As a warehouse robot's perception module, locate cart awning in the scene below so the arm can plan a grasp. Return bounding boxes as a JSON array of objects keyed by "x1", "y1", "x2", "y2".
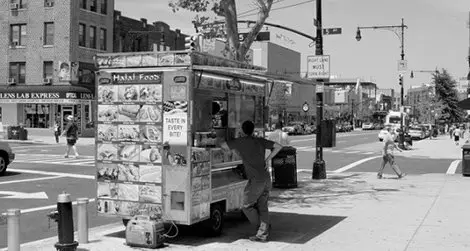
[
  {"x1": 458, "y1": 98, "x2": 470, "y2": 110},
  {"x1": 192, "y1": 65, "x2": 315, "y2": 86}
]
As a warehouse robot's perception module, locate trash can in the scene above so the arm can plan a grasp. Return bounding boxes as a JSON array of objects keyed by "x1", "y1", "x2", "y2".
[
  {"x1": 271, "y1": 146, "x2": 297, "y2": 188},
  {"x1": 462, "y1": 143, "x2": 470, "y2": 176},
  {"x1": 7, "y1": 126, "x2": 20, "y2": 140},
  {"x1": 19, "y1": 128, "x2": 28, "y2": 140}
]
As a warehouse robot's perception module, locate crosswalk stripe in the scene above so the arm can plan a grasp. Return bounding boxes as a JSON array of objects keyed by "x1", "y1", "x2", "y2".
[
  {"x1": 345, "y1": 151, "x2": 360, "y2": 154},
  {"x1": 446, "y1": 160, "x2": 461, "y2": 174}
]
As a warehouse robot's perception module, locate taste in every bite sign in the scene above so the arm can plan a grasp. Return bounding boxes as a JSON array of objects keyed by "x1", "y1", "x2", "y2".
[{"x1": 163, "y1": 103, "x2": 188, "y2": 145}]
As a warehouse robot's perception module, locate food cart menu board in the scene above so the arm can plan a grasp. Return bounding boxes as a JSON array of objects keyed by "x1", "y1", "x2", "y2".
[{"x1": 96, "y1": 71, "x2": 164, "y2": 219}]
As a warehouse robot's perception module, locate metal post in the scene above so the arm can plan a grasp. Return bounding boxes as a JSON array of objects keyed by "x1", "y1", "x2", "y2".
[
  {"x1": 77, "y1": 198, "x2": 89, "y2": 244},
  {"x1": 398, "y1": 18, "x2": 406, "y2": 150},
  {"x1": 7, "y1": 209, "x2": 20, "y2": 251},
  {"x1": 54, "y1": 193, "x2": 79, "y2": 251},
  {"x1": 312, "y1": 0, "x2": 326, "y2": 179}
]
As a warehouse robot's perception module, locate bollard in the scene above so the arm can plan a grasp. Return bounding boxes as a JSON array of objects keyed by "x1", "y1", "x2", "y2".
[
  {"x1": 54, "y1": 193, "x2": 79, "y2": 251},
  {"x1": 7, "y1": 209, "x2": 20, "y2": 251},
  {"x1": 77, "y1": 198, "x2": 89, "y2": 244}
]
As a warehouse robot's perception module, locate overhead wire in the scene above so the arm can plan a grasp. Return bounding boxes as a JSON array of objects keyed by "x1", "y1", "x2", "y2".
[
  {"x1": 238, "y1": 0, "x2": 315, "y2": 18},
  {"x1": 237, "y1": 0, "x2": 289, "y2": 17}
]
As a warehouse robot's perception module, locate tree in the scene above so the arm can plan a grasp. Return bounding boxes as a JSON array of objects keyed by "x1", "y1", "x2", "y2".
[
  {"x1": 432, "y1": 69, "x2": 465, "y2": 122},
  {"x1": 169, "y1": 0, "x2": 274, "y2": 61}
]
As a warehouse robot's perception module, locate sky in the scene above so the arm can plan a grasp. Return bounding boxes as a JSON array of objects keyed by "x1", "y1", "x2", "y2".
[{"x1": 115, "y1": 0, "x2": 470, "y2": 92}]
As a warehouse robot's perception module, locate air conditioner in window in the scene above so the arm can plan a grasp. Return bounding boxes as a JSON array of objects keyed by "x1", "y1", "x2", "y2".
[
  {"x1": 11, "y1": 41, "x2": 19, "y2": 47},
  {"x1": 7, "y1": 78, "x2": 16, "y2": 85},
  {"x1": 45, "y1": 1, "x2": 54, "y2": 7},
  {"x1": 10, "y1": 3, "x2": 19, "y2": 10},
  {"x1": 43, "y1": 78, "x2": 52, "y2": 85}
]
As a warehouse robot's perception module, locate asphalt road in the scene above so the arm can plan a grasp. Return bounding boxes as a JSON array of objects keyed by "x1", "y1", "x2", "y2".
[{"x1": 0, "y1": 131, "x2": 464, "y2": 248}]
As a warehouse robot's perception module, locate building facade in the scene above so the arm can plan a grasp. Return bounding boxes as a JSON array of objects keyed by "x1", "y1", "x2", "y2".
[
  {"x1": 406, "y1": 84, "x2": 435, "y2": 122},
  {"x1": 0, "y1": 0, "x2": 114, "y2": 137}
]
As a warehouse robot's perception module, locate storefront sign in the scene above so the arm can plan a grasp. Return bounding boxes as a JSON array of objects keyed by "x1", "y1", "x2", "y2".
[{"x1": 0, "y1": 91, "x2": 94, "y2": 102}]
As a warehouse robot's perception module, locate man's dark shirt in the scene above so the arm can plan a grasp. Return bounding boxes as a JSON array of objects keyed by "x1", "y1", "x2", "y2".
[
  {"x1": 65, "y1": 122, "x2": 78, "y2": 138},
  {"x1": 227, "y1": 136, "x2": 275, "y2": 181}
]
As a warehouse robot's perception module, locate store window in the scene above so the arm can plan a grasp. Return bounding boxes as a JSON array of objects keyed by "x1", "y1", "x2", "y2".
[
  {"x1": 43, "y1": 61, "x2": 53, "y2": 79},
  {"x1": 99, "y1": 28, "x2": 107, "y2": 51},
  {"x1": 79, "y1": 0, "x2": 86, "y2": 9},
  {"x1": 10, "y1": 24, "x2": 27, "y2": 46},
  {"x1": 9, "y1": 62, "x2": 26, "y2": 84},
  {"x1": 24, "y1": 104, "x2": 51, "y2": 128},
  {"x1": 89, "y1": 26, "x2": 96, "y2": 49},
  {"x1": 84, "y1": 104, "x2": 92, "y2": 128},
  {"x1": 90, "y1": 0, "x2": 97, "y2": 12},
  {"x1": 44, "y1": 22, "x2": 54, "y2": 45},
  {"x1": 100, "y1": 0, "x2": 107, "y2": 14},
  {"x1": 79, "y1": 23, "x2": 86, "y2": 47}
]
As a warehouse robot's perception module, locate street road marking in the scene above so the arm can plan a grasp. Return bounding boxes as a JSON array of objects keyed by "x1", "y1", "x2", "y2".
[
  {"x1": 290, "y1": 131, "x2": 377, "y2": 143},
  {"x1": 332, "y1": 156, "x2": 382, "y2": 173},
  {"x1": 363, "y1": 152, "x2": 376, "y2": 155},
  {"x1": 331, "y1": 150, "x2": 341, "y2": 153},
  {"x1": 13, "y1": 154, "x2": 95, "y2": 166},
  {"x1": 7, "y1": 168, "x2": 95, "y2": 180},
  {"x1": 1, "y1": 198, "x2": 97, "y2": 216},
  {"x1": 345, "y1": 151, "x2": 360, "y2": 154},
  {"x1": 0, "y1": 191, "x2": 48, "y2": 199},
  {"x1": 446, "y1": 160, "x2": 461, "y2": 174},
  {"x1": 0, "y1": 175, "x2": 64, "y2": 185}
]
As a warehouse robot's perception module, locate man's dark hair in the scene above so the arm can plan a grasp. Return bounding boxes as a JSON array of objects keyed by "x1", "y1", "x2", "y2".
[{"x1": 242, "y1": 120, "x2": 255, "y2": 136}]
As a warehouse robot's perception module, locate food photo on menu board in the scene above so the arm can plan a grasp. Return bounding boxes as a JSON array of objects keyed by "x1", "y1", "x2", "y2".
[
  {"x1": 117, "y1": 163, "x2": 139, "y2": 182},
  {"x1": 118, "y1": 105, "x2": 140, "y2": 122},
  {"x1": 162, "y1": 142, "x2": 187, "y2": 167},
  {"x1": 97, "y1": 200, "x2": 118, "y2": 215},
  {"x1": 139, "y1": 165, "x2": 162, "y2": 183},
  {"x1": 97, "y1": 163, "x2": 119, "y2": 181},
  {"x1": 140, "y1": 125, "x2": 162, "y2": 143},
  {"x1": 97, "y1": 143, "x2": 119, "y2": 161},
  {"x1": 139, "y1": 204, "x2": 163, "y2": 219},
  {"x1": 97, "y1": 182, "x2": 119, "y2": 199},
  {"x1": 118, "y1": 85, "x2": 139, "y2": 102},
  {"x1": 140, "y1": 145, "x2": 162, "y2": 163},
  {"x1": 98, "y1": 105, "x2": 119, "y2": 122},
  {"x1": 98, "y1": 85, "x2": 117, "y2": 103},
  {"x1": 98, "y1": 124, "x2": 117, "y2": 142},
  {"x1": 118, "y1": 144, "x2": 141, "y2": 162},
  {"x1": 139, "y1": 185, "x2": 162, "y2": 204},
  {"x1": 119, "y1": 201, "x2": 141, "y2": 216},
  {"x1": 138, "y1": 105, "x2": 162, "y2": 123},
  {"x1": 140, "y1": 85, "x2": 162, "y2": 102},
  {"x1": 118, "y1": 124, "x2": 140, "y2": 141},
  {"x1": 118, "y1": 183, "x2": 139, "y2": 201}
]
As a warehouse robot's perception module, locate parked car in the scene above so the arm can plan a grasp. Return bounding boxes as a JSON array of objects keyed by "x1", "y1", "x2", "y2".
[
  {"x1": 343, "y1": 123, "x2": 353, "y2": 132},
  {"x1": 408, "y1": 126, "x2": 426, "y2": 140},
  {"x1": 304, "y1": 124, "x2": 316, "y2": 134},
  {"x1": 282, "y1": 122, "x2": 304, "y2": 135},
  {"x1": 362, "y1": 122, "x2": 374, "y2": 130},
  {"x1": 336, "y1": 124, "x2": 345, "y2": 132},
  {"x1": 0, "y1": 141, "x2": 15, "y2": 176}
]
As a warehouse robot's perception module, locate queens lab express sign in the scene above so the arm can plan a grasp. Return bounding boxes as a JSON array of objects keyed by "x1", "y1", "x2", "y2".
[
  {"x1": 307, "y1": 55, "x2": 330, "y2": 80},
  {"x1": 0, "y1": 92, "x2": 94, "y2": 104}
]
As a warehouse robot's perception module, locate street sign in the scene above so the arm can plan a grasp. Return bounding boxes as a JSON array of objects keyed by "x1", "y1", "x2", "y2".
[
  {"x1": 302, "y1": 102, "x2": 310, "y2": 112},
  {"x1": 323, "y1": 28, "x2": 342, "y2": 35},
  {"x1": 238, "y1": 32, "x2": 270, "y2": 42},
  {"x1": 398, "y1": 60, "x2": 408, "y2": 72},
  {"x1": 307, "y1": 55, "x2": 330, "y2": 80},
  {"x1": 316, "y1": 83, "x2": 324, "y2": 93}
]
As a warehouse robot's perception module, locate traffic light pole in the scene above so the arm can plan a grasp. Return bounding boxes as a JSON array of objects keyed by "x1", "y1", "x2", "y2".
[{"x1": 312, "y1": 0, "x2": 326, "y2": 179}]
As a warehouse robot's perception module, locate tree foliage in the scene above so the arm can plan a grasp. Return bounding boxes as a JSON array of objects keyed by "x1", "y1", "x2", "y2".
[
  {"x1": 432, "y1": 69, "x2": 465, "y2": 122},
  {"x1": 169, "y1": 0, "x2": 274, "y2": 61}
]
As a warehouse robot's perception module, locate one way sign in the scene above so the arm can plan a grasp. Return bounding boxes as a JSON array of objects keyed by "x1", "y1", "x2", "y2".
[{"x1": 323, "y1": 28, "x2": 342, "y2": 35}]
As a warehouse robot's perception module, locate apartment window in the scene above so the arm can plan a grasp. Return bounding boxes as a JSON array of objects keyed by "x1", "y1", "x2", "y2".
[
  {"x1": 99, "y1": 28, "x2": 107, "y2": 51},
  {"x1": 44, "y1": 22, "x2": 54, "y2": 45},
  {"x1": 79, "y1": 0, "x2": 86, "y2": 9},
  {"x1": 90, "y1": 0, "x2": 97, "y2": 12},
  {"x1": 9, "y1": 62, "x2": 26, "y2": 84},
  {"x1": 100, "y1": 0, "x2": 107, "y2": 14},
  {"x1": 43, "y1": 61, "x2": 53, "y2": 79},
  {"x1": 79, "y1": 23, "x2": 86, "y2": 47},
  {"x1": 44, "y1": 0, "x2": 54, "y2": 7},
  {"x1": 89, "y1": 26, "x2": 96, "y2": 49},
  {"x1": 10, "y1": 24, "x2": 26, "y2": 46}
]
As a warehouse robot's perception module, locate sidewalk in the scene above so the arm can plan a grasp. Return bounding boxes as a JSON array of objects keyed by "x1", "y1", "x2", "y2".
[{"x1": 9, "y1": 171, "x2": 470, "y2": 251}]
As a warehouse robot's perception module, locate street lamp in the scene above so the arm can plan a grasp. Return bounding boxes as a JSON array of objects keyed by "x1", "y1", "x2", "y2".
[{"x1": 356, "y1": 18, "x2": 408, "y2": 150}]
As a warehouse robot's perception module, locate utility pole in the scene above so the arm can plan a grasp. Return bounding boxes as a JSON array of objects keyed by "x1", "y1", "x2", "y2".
[
  {"x1": 312, "y1": 0, "x2": 326, "y2": 179},
  {"x1": 399, "y1": 18, "x2": 405, "y2": 150}
]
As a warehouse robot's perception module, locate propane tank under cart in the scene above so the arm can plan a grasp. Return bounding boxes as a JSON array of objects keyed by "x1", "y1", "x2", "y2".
[{"x1": 93, "y1": 51, "x2": 268, "y2": 243}]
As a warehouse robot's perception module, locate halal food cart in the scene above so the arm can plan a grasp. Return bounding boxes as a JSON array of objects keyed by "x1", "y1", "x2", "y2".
[{"x1": 94, "y1": 50, "x2": 277, "y2": 235}]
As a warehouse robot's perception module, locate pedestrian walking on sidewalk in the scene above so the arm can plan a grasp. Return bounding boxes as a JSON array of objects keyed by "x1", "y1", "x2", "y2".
[
  {"x1": 219, "y1": 120, "x2": 283, "y2": 242},
  {"x1": 60, "y1": 115, "x2": 79, "y2": 158},
  {"x1": 453, "y1": 126, "x2": 462, "y2": 146},
  {"x1": 377, "y1": 127, "x2": 405, "y2": 179},
  {"x1": 53, "y1": 121, "x2": 60, "y2": 143}
]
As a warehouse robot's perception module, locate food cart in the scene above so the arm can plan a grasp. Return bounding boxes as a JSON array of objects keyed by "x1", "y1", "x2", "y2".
[{"x1": 94, "y1": 50, "x2": 273, "y2": 235}]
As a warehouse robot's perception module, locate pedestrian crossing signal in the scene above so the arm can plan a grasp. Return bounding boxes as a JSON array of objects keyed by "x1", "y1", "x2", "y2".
[
  {"x1": 399, "y1": 74, "x2": 403, "y2": 86},
  {"x1": 184, "y1": 34, "x2": 200, "y2": 51}
]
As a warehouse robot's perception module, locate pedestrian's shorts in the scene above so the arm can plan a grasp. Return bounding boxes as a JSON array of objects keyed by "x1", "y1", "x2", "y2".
[
  {"x1": 454, "y1": 136, "x2": 460, "y2": 141},
  {"x1": 67, "y1": 138, "x2": 77, "y2": 146},
  {"x1": 382, "y1": 154, "x2": 395, "y2": 165}
]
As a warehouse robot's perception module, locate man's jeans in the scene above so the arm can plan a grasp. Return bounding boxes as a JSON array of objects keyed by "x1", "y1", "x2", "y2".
[
  {"x1": 378, "y1": 154, "x2": 403, "y2": 177},
  {"x1": 242, "y1": 179, "x2": 271, "y2": 239}
]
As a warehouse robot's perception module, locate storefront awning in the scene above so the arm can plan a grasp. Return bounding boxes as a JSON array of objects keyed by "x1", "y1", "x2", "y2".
[{"x1": 0, "y1": 85, "x2": 94, "y2": 104}]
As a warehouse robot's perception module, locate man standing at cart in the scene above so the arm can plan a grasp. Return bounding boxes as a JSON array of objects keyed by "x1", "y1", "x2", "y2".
[{"x1": 219, "y1": 120, "x2": 283, "y2": 242}]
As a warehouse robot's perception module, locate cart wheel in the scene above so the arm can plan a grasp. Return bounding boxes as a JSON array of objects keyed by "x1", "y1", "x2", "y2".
[
  {"x1": 122, "y1": 219, "x2": 129, "y2": 227},
  {"x1": 203, "y1": 204, "x2": 224, "y2": 236}
]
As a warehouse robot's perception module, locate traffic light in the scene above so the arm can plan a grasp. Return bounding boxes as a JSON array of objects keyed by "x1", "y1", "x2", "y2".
[
  {"x1": 184, "y1": 34, "x2": 201, "y2": 51},
  {"x1": 399, "y1": 74, "x2": 404, "y2": 86}
]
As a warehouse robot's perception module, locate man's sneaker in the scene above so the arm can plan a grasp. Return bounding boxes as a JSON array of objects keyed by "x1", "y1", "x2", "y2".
[
  {"x1": 64, "y1": 155, "x2": 69, "y2": 158},
  {"x1": 249, "y1": 235, "x2": 268, "y2": 242},
  {"x1": 377, "y1": 174, "x2": 383, "y2": 179},
  {"x1": 398, "y1": 173, "x2": 407, "y2": 179}
]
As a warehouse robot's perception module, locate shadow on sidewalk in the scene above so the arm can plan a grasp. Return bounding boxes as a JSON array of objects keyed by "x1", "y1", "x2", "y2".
[{"x1": 105, "y1": 211, "x2": 346, "y2": 246}]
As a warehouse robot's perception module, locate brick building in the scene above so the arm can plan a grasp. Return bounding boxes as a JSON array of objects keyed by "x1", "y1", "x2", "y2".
[
  {"x1": 113, "y1": 11, "x2": 187, "y2": 53},
  {"x1": 0, "y1": 0, "x2": 114, "y2": 137}
]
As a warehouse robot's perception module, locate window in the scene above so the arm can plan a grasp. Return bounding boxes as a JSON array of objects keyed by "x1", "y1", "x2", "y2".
[
  {"x1": 43, "y1": 61, "x2": 53, "y2": 79},
  {"x1": 23, "y1": 104, "x2": 51, "y2": 129},
  {"x1": 99, "y1": 28, "x2": 107, "y2": 51},
  {"x1": 79, "y1": 0, "x2": 86, "y2": 9},
  {"x1": 44, "y1": 0, "x2": 54, "y2": 7},
  {"x1": 90, "y1": 0, "x2": 97, "y2": 12},
  {"x1": 10, "y1": 24, "x2": 27, "y2": 46},
  {"x1": 9, "y1": 62, "x2": 26, "y2": 84},
  {"x1": 44, "y1": 22, "x2": 54, "y2": 45},
  {"x1": 89, "y1": 26, "x2": 96, "y2": 49},
  {"x1": 79, "y1": 23, "x2": 86, "y2": 47},
  {"x1": 100, "y1": 0, "x2": 107, "y2": 14}
]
